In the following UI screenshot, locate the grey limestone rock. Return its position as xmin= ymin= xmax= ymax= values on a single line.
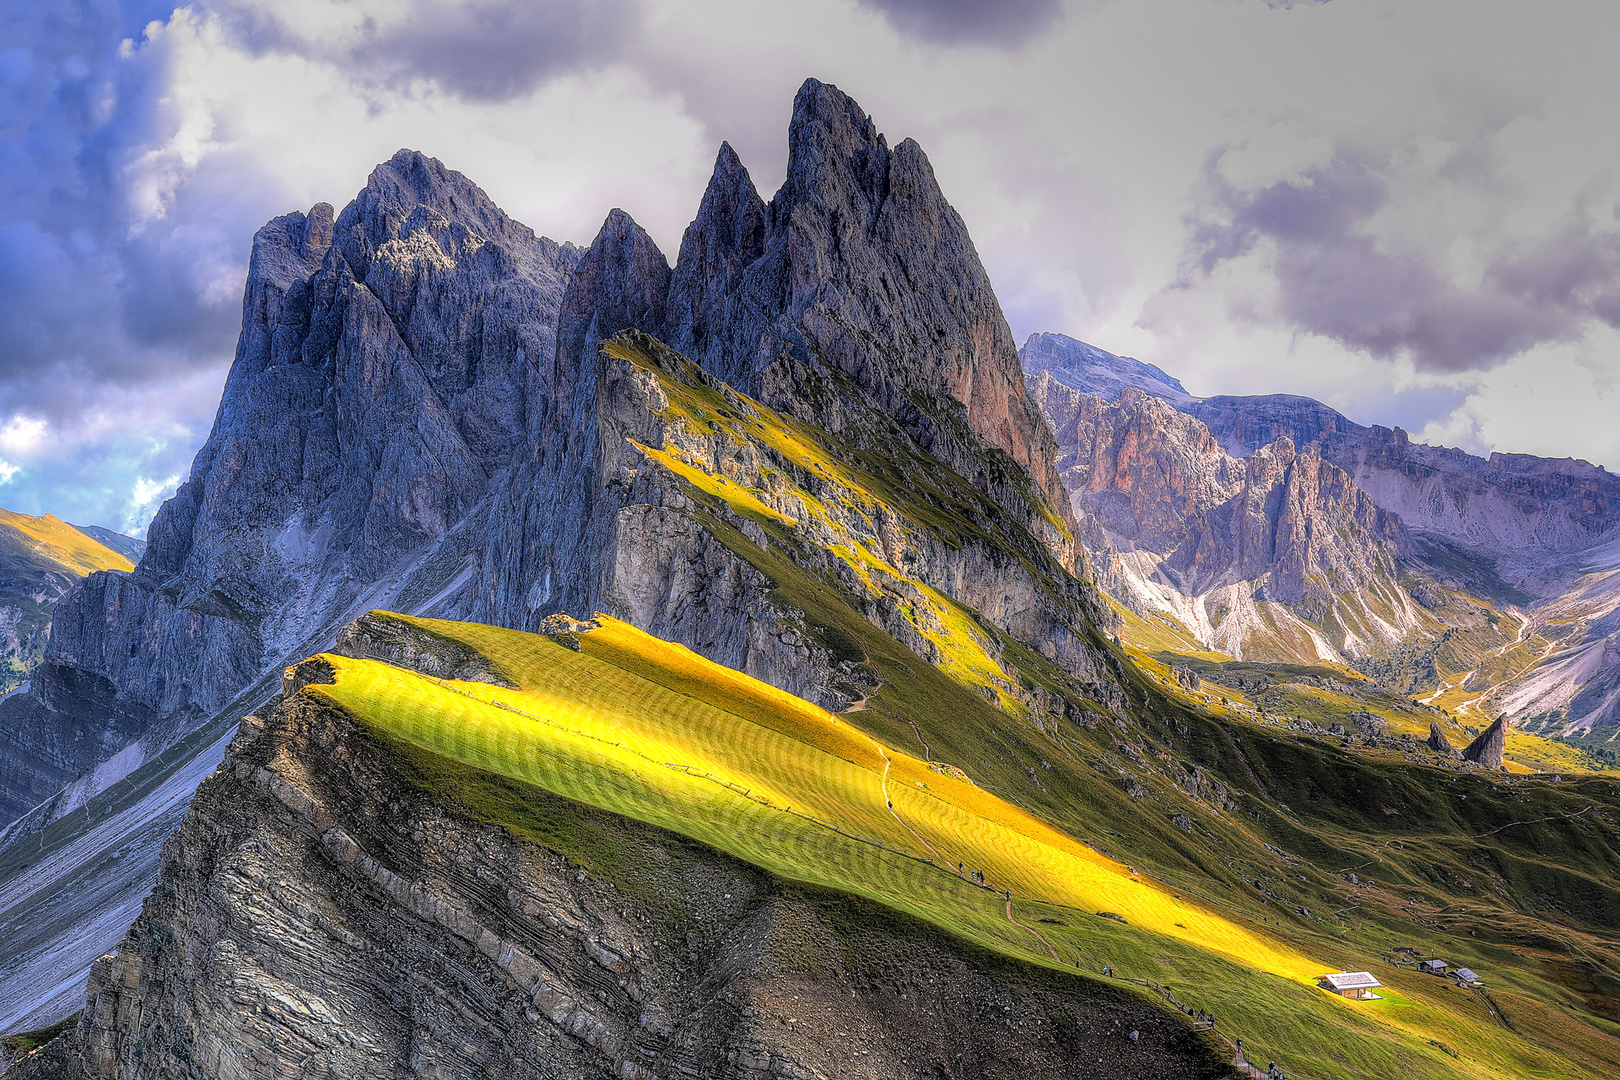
xmin=1031 ymin=378 xmax=1410 ymax=636
xmin=1462 ymin=717 xmax=1509 ymax=770
xmin=667 ymin=80 xmax=1078 ymax=569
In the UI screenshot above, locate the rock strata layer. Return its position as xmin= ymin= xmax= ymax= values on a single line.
xmin=9 ymin=668 xmax=1222 ymax=1080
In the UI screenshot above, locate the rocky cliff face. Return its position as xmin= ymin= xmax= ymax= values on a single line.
xmin=1025 ymin=335 xmax=1620 ymax=736
xmin=0 ymin=513 xmax=137 ymax=823
xmin=1029 ymin=335 xmax=1620 ymax=591
xmin=1183 ymin=398 xmax=1620 ymax=592
xmin=7 ymin=81 xmax=1088 ymax=830
xmin=8 ymin=654 xmax=1219 ymax=1080
xmin=1031 ymin=375 xmax=1416 ymax=663
xmin=0 ymin=80 xmax=1124 ymax=1024
xmin=666 ymin=82 xmax=1077 ymax=570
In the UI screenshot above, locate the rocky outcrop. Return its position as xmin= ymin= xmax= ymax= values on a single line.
xmin=9 ymin=678 xmax=1222 ymax=1080
xmin=1461 ymin=717 xmax=1508 ymax=770
xmin=667 ymin=81 xmax=1078 ymax=569
xmin=332 ymin=612 xmax=514 ymax=688
xmin=1427 ymin=722 xmax=1454 ymax=753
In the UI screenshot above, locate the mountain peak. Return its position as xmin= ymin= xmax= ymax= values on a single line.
xmin=335 ymin=149 xmax=538 ymax=282
xmin=665 ymin=143 xmax=768 ymax=381
xmin=667 ymin=79 xmax=1074 ymax=548
xmin=1020 ymin=334 xmax=1194 ymax=407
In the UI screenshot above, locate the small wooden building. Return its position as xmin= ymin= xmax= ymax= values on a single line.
xmin=1420 ymin=959 xmax=1449 ymax=975
xmin=1452 ymin=968 xmax=1481 ymax=986
xmin=1318 ymin=971 xmax=1383 ymax=1000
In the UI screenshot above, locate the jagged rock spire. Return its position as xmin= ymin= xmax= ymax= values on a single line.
xmin=665 ymin=142 xmax=767 ymax=379
xmin=555 ymin=208 xmax=672 ymax=383
xmin=1462 ymin=717 xmax=1508 ymax=769
xmin=664 ymin=78 xmax=1077 ymax=563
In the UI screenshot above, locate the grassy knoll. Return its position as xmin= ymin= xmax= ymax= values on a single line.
xmin=0 ymin=509 xmax=133 ymax=576
xmin=313 ymin=613 xmax=1620 ymax=1080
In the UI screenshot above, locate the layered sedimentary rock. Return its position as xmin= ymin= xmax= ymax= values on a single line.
xmin=10 ymin=659 xmax=1217 ymax=1080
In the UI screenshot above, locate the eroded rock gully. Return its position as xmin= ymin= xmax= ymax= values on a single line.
xmin=11 ymin=684 xmax=1226 ymax=1080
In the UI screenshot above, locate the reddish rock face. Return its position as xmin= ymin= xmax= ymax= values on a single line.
xmin=1030 ymin=378 xmax=1409 ymax=605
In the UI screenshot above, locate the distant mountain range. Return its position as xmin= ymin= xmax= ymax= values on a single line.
xmin=0 ymin=512 xmax=139 ymax=696
xmin=1024 ymin=331 xmax=1620 ymax=737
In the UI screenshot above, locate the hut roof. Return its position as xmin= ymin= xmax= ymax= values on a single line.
xmin=1320 ymin=971 xmax=1382 ymax=991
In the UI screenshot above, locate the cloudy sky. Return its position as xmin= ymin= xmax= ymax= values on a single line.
xmin=5 ymin=0 xmax=1620 ymax=532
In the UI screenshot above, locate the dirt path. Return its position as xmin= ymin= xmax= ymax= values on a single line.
xmin=1002 ymin=897 xmax=1060 ymax=961
xmin=870 ymin=741 xmax=952 ymax=868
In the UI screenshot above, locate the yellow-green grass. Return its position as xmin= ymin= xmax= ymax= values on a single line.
xmin=0 ymin=509 xmax=133 ymax=575
xmin=308 ymin=613 xmax=1612 ymax=1080
xmin=318 ymin=613 xmax=1314 ymax=980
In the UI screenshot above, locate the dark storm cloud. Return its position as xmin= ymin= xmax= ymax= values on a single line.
xmin=1185 ymin=147 xmax=1620 ymax=373
xmin=856 ymin=0 xmax=1066 ymax=48
xmin=220 ymin=0 xmax=641 ymax=103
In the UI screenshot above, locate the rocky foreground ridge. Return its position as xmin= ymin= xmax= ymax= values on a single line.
xmin=0 ymin=79 xmax=1118 ymax=1034
xmin=8 ymin=625 xmax=1220 ymax=1080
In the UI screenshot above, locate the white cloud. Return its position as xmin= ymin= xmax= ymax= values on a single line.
xmin=0 ymin=416 xmax=46 ymax=456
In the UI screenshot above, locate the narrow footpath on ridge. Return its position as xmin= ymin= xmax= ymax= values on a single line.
xmin=866 ymin=735 xmax=1060 ymax=962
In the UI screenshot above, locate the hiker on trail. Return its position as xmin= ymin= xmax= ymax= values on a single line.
xmin=887 ymin=800 xmax=893 ymax=808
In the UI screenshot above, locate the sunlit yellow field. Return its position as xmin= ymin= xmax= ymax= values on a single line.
xmin=314 ymin=613 xmax=1318 ymax=981
xmin=0 ymin=509 xmax=133 ymax=575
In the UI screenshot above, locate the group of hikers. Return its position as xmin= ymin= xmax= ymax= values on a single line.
xmin=957 ymin=861 xmax=988 ymax=886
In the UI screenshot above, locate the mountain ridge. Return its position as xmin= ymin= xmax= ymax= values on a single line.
xmin=0 ymin=80 xmax=1117 ymax=1039
xmin=1023 ymin=332 xmax=1620 ymax=740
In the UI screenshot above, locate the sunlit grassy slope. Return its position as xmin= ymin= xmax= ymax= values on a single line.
xmin=0 ymin=509 xmax=134 ymax=576
xmin=312 ymin=612 xmax=1620 ymax=1080
xmin=318 ymin=613 xmax=1314 ymax=980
